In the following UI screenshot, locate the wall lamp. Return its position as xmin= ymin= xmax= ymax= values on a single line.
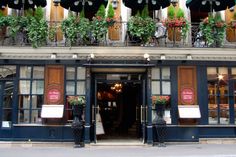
xmin=53 ymin=0 xmax=61 ymax=6
xmin=87 ymin=53 xmax=95 ymax=63
xmin=170 ymin=0 xmax=178 ymax=7
xmin=111 ymin=0 xmax=119 ymax=9
xmin=160 ymin=54 xmax=166 ymax=60
xmin=202 ymin=0 xmax=220 ymax=6
xmin=50 ymin=53 xmax=57 ymax=59
xmin=74 ymin=0 xmax=93 ymax=6
xmin=186 ymin=54 xmax=192 ymax=60
xmin=72 ymin=53 xmax=78 ymax=59
xmin=143 ymin=53 xmax=150 ymax=63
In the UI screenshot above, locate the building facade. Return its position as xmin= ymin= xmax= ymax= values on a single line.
xmin=0 ymin=0 xmax=236 ymax=144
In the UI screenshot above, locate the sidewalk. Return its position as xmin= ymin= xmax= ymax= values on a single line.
xmin=1 ymin=142 xmax=236 ymax=157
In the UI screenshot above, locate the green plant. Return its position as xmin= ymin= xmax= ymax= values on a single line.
xmin=168 ymin=5 xmax=175 ymax=20
xmin=77 ymin=17 xmax=91 ymax=44
xmin=234 ymin=12 xmax=236 ymax=20
xmin=68 ymin=96 xmax=86 ymax=106
xmin=127 ymin=15 xmax=155 ymax=44
xmin=107 ymin=4 xmax=115 ymax=19
xmin=61 ymin=15 xmax=79 ymax=47
xmin=200 ymin=13 xmax=226 ymax=47
xmin=141 ymin=5 xmax=149 ymax=18
xmin=96 ymin=4 xmax=106 ymax=18
xmin=48 ymin=25 xmax=56 ymax=41
xmin=176 ymin=8 xmax=184 ymax=19
xmin=152 ymin=96 xmax=170 ymax=105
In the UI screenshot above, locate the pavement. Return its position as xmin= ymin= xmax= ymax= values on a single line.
xmin=1 ymin=142 xmax=236 ymax=157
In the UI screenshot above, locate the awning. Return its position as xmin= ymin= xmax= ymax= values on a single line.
xmin=8 ymin=0 xmax=47 ymax=10
xmin=186 ymin=0 xmax=236 ymax=12
xmin=123 ymin=0 xmax=170 ymax=10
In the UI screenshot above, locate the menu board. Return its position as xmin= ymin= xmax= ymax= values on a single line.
xmin=41 ymin=105 xmax=64 ymax=118
xmin=178 ymin=105 xmax=201 ymax=118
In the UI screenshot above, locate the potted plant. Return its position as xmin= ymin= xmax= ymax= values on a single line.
xmin=164 ymin=5 xmax=189 ymax=42
xmin=127 ymin=5 xmax=156 ymax=45
xmin=67 ymin=95 xmax=85 ymax=148
xmin=91 ymin=4 xmax=108 ymax=45
xmin=200 ymin=13 xmax=226 ymax=47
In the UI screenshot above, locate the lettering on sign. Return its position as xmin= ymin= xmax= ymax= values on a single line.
xmin=181 ymin=88 xmax=194 ymax=104
xmin=47 ymin=89 xmax=61 ymax=103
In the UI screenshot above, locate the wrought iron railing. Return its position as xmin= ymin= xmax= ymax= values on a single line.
xmin=0 ymin=21 xmax=235 ymax=48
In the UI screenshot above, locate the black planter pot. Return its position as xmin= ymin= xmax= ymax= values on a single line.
xmin=153 ymin=103 xmax=166 ymax=147
xmin=72 ymin=105 xmax=84 ymax=148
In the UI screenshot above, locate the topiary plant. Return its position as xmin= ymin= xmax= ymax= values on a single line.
xmin=168 ymin=5 xmax=175 ymax=20
xmin=96 ymin=4 xmax=106 ymax=18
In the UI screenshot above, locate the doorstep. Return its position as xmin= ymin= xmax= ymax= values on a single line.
xmin=199 ymin=138 xmax=236 ymax=144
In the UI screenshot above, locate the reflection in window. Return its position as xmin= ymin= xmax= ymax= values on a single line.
xmin=0 ymin=66 xmax=16 ymax=79
xmin=207 ymin=67 xmax=229 ymax=124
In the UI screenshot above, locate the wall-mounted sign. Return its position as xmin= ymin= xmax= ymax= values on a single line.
xmin=178 ymin=105 xmax=201 ymax=118
xmin=41 ymin=105 xmax=64 ymax=118
xmin=47 ymin=89 xmax=61 ymax=103
xmin=181 ymin=88 xmax=195 ymax=104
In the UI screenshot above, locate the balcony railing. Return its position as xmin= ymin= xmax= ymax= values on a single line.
xmin=0 ymin=21 xmax=235 ymax=48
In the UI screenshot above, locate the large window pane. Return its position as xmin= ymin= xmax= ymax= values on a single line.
xmin=33 ymin=67 xmax=44 ymax=79
xmin=66 ymin=81 xmax=75 ymax=95
xmin=19 ymin=80 xmax=31 ymax=94
xmin=220 ymin=97 xmax=229 ymax=124
xmin=66 ymin=67 xmax=75 ymax=80
xmin=162 ymin=67 xmax=170 ymax=79
xmin=31 ymin=95 xmax=43 ymax=109
xmin=77 ymin=81 xmax=85 ymax=95
xmin=31 ymin=110 xmax=41 ymax=123
xmin=151 ymin=68 xmax=160 ymax=79
xmin=32 ymin=80 xmax=44 ymax=94
xmin=18 ymin=95 xmax=31 ymax=109
xmin=77 ymin=67 xmax=86 ymax=80
xmin=0 ymin=66 xmax=16 ymax=79
xmin=151 ymin=81 xmax=160 ymax=95
xmin=18 ymin=109 xmax=30 ymax=123
xmin=20 ymin=66 xmax=31 ymax=78
xmin=162 ymin=81 xmax=171 ymax=95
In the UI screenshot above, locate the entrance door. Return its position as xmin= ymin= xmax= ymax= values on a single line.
xmin=92 ymin=73 xmax=147 ymax=143
xmin=0 ymin=81 xmax=14 ymax=130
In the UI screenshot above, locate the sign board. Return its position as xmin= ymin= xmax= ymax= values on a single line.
xmin=41 ymin=105 xmax=64 ymax=118
xmin=178 ymin=105 xmax=201 ymax=118
xmin=2 ymin=121 xmax=11 ymax=128
xmin=47 ymin=89 xmax=61 ymax=103
xmin=181 ymin=88 xmax=195 ymax=104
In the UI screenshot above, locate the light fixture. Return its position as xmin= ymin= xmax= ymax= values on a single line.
xmin=229 ymin=6 xmax=234 ymax=12
xmin=160 ymin=54 xmax=166 ymax=60
xmin=138 ymin=0 xmax=143 ymax=4
xmin=53 ymin=0 xmax=60 ymax=6
xmin=87 ymin=53 xmax=95 ymax=63
xmin=72 ymin=54 xmax=78 ymax=59
xmin=215 ymin=0 xmax=220 ymax=6
xmin=218 ymin=74 xmax=224 ymax=80
xmin=151 ymin=0 xmax=157 ymax=5
xmin=111 ymin=83 xmax=122 ymax=93
xmin=111 ymin=0 xmax=119 ymax=10
xmin=201 ymin=0 xmax=207 ymax=5
xmin=28 ymin=0 xmax=33 ymax=5
xmin=186 ymin=54 xmax=192 ymax=60
xmin=14 ymin=0 xmax=19 ymax=4
xmin=170 ymin=0 xmax=178 ymax=7
xmin=143 ymin=53 xmax=149 ymax=59
xmin=74 ymin=0 xmax=93 ymax=6
xmin=51 ymin=53 xmax=57 ymax=59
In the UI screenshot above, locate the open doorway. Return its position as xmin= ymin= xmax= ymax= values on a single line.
xmin=96 ymin=81 xmax=143 ymax=140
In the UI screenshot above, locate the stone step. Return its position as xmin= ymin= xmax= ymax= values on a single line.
xmin=199 ymin=138 xmax=236 ymax=144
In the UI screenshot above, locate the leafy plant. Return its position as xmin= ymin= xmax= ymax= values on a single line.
xmin=152 ymin=96 xmax=170 ymax=105
xmin=61 ymin=15 xmax=79 ymax=47
xmin=234 ymin=12 xmax=236 ymax=20
xmin=141 ymin=5 xmax=149 ymax=18
xmin=200 ymin=13 xmax=226 ymax=47
xmin=168 ymin=5 xmax=175 ymax=20
xmin=107 ymin=4 xmax=115 ymax=19
xmin=68 ymin=96 xmax=86 ymax=106
xmin=176 ymin=8 xmax=184 ymax=19
xmin=96 ymin=4 xmax=106 ymax=18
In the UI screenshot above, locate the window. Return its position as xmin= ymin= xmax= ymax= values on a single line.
xmin=65 ymin=67 xmax=86 ymax=123
xmin=0 ymin=66 xmax=16 ymax=128
xmin=151 ymin=67 xmax=171 ymax=124
xmin=207 ymin=67 xmax=229 ymax=124
xmin=18 ymin=66 xmax=44 ymax=124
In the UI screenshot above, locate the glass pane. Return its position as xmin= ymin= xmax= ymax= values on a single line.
xmin=77 ymin=81 xmax=85 ymax=95
xmin=3 ymin=109 xmax=12 ymax=121
xmin=162 ymin=67 xmax=170 ymax=79
xmin=18 ymin=95 xmax=31 ymax=109
xmin=20 ymin=66 xmax=31 ymax=78
xmin=151 ymin=68 xmax=160 ymax=79
xmin=0 ymin=66 xmax=16 ymax=79
xmin=19 ymin=80 xmax=31 ymax=94
xmin=31 ymin=95 xmax=43 ymax=109
xmin=208 ymin=96 xmax=217 ymax=124
xmin=151 ymin=81 xmax=160 ymax=95
xmin=232 ymin=68 xmax=236 ymax=79
xmin=162 ymin=81 xmax=171 ymax=95
xmin=31 ymin=110 xmax=42 ymax=123
xmin=3 ymin=95 xmax=13 ymax=108
xmin=207 ymin=67 xmax=217 ymax=75
xmin=18 ymin=109 xmax=30 ymax=123
xmin=33 ymin=67 xmax=44 ymax=79
xmin=66 ymin=67 xmax=75 ymax=80
xmin=219 ymin=67 xmax=228 ymax=75
xmin=77 ymin=67 xmax=86 ymax=80
xmin=66 ymin=81 xmax=75 ymax=95
xmin=32 ymin=80 xmax=44 ymax=94
xmin=220 ymin=97 xmax=229 ymax=124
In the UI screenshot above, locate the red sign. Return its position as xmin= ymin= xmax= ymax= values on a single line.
xmin=181 ymin=88 xmax=194 ymax=104
xmin=47 ymin=89 xmax=61 ymax=103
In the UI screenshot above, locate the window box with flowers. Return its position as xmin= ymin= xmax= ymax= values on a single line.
xmin=152 ymin=95 xmax=170 ymax=118
xmin=67 ymin=96 xmax=85 ymax=120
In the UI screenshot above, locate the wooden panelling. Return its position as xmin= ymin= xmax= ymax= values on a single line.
xmin=225 ymin=7 xmax=236 ymax=42
xmin=44 ymin=65 xmax=64 ymax=105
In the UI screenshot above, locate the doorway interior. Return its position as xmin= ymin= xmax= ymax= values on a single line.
xmin=92 ymin=72 xmax=147 ymax=142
